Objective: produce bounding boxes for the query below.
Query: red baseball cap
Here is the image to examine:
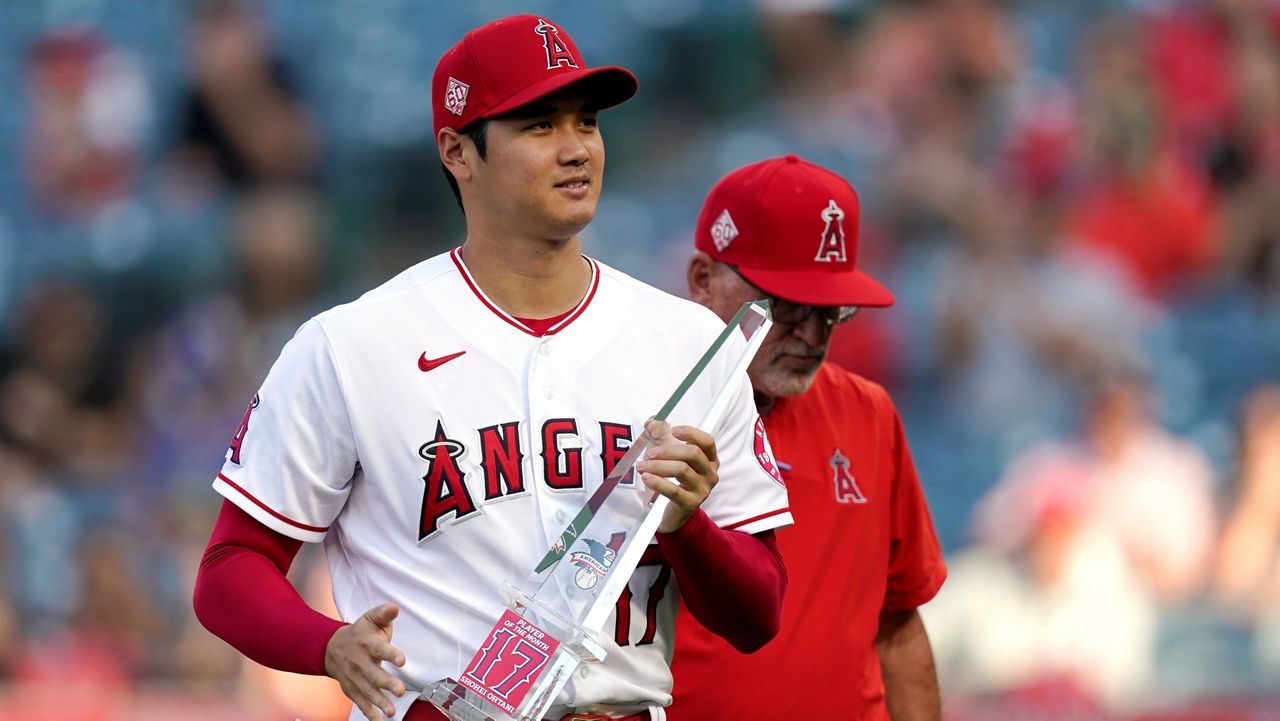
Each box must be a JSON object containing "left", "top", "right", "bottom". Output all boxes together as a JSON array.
[
  {"left": 432, "top": 15, "right": 638, "bottom": 137},
  {"left": 695, "top": 155, "right": 894, "bottom": 307}
]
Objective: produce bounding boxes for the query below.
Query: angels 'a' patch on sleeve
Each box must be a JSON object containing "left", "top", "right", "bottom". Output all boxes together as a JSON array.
[{"left": 754, "top": 417, "right": 785, "bottom": 487}]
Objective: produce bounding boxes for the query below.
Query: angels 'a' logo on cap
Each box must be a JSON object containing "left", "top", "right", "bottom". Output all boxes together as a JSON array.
[
  {"left": 814, "top": 199, "right": 848, "bottom": 263},
  {"left": 444, "top": 77, "right": 470, "bottom": 116},
  {"left": 710, "top": 209, "right": 739, "bottom": 252},
  {"left": 534, "top": 18, "right": 578, "bottom": 70}
]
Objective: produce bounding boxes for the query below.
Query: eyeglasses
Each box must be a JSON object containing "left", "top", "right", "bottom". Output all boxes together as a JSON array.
[{"left": 723, "top": 264, "right": 860, "bottom": 327}]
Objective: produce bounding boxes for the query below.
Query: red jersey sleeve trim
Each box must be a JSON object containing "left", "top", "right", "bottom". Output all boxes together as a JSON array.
[
  {"left": 217, "top": 473, "right": 329, "bottom": 533},
  {"left": 723, "top": 507, "right": 791, "bottom": 532}
]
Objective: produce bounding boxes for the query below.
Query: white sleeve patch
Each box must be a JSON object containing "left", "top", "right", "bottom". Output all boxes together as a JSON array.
[
  {"left": 212, "top": 319, "right": 357, "bottom": 542},
  {"left": 701, "top": 373, "right": 792, "bottom": 533}
]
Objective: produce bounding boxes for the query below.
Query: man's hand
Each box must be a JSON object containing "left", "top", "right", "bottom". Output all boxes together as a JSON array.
[
  {"left": 637, "top": 420, "right": 720, "bottom": 532},
  {"left": 325, "top": 603, "right": 408, "bottom": 720}
]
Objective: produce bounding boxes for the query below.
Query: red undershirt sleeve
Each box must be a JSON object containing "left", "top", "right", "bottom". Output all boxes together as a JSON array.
[
  {"left": 655, "top": 508, "right": 786, "bottom": 653},
  {"left": 193, "top": 499, "right": 347, "bottom": 675}
]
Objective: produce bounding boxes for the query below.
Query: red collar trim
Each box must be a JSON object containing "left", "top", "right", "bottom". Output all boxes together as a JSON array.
[{"left": 450, "top": 247, "right": 600, "bottom": 337}]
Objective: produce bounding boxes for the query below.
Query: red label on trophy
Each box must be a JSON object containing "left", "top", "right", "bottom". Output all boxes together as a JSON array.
[{"left": 458, "top": 610, "right": 560, "bottom": 714}]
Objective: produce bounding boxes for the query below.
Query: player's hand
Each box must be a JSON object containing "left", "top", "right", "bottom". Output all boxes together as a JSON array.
[
  {"left": 637, "top": 420, "right": 719, "bottom": 533},
  {"left": 324, "top": 603, "right": 408, "bottom": 720}
]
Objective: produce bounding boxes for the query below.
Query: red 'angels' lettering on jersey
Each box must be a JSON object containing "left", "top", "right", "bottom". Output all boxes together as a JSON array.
[
  {"left": 478, "top": 422, "right": 525, "bottom": 500},
  {"left": 418, "top": 418, "right": 635, "bottom": 541},
  {"left": 227, "top": 394, "right": 260, "bottom": 465},
  {"left": 534, "top": 18, "right": 577, "bottom": 70},
  {"left": 814, "top": 199, "right": 848, "bottom": 263},
  {"left": 542, "top": 418, "right": 584, "bottom": 490},
  {"left": 753, "top": 417, "right": 785, "bottom": 487},
  {"left": 419, "top": 420, "right": 477, "bottom": 540},
  {"left": 599, "top": 422, "right": 634, "bottom": 486},
  {"left": 830, "top": 448, "right": 867, "bottom": 504}
]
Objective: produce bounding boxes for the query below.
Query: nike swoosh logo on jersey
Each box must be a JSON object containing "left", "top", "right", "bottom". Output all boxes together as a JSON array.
[{"left": 418, "top": 350, "right": 466, "bottom": 372}]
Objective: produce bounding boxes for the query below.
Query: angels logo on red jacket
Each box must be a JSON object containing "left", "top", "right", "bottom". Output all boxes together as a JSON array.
[
  {"left": 753, "top": 418, "right": 785, "bottom": 486},
  {"left": 830, "top": 448, "right": 866, "bottom": 503}
]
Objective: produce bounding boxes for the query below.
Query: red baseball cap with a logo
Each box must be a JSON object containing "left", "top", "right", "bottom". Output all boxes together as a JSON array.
[
  {"left": 432, "top": 15, "right": 638, "bottom": 137},
  {"left": 695, "top": 155, "right": 894, "bottom": 307}
]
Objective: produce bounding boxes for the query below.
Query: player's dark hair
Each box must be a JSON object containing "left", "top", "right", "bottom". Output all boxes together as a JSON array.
[{"left": 443, "top": 119, "right": 489, "bottom": 215}]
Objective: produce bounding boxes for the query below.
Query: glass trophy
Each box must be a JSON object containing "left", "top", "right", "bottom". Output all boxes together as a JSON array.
[{"left": 422, "top": 301, "right": 772, "bottom": 721}]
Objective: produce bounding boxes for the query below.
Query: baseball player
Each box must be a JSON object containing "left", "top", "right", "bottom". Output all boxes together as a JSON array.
[
  {"left": 192, "top": 15, "right": 793, "bottom": 721},
  {"left": 670, "top": 156, "right": 947, "bottom": 720}
]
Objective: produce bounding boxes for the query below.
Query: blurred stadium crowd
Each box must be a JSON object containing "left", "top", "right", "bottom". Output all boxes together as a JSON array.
[{"left": 0, "top": 0, "right": 1278, "bottom": 719}]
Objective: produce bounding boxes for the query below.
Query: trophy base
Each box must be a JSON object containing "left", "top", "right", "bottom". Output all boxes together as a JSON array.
[
  {"left": 422, "top": 678, "right": 510, "bottom": 721},
  {"left": 425, "top": 587, "right": 607, "bottom": 721},
  {"left": 423, "top": 636, "right": 582, "bottom": 721}
]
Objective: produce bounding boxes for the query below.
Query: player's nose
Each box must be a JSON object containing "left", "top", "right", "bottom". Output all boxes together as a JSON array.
[{"left": 557, "top": 126, "right": 591, "bottom": 166}]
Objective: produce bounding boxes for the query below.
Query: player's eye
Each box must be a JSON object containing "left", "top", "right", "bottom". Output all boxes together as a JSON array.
[
  {"left": 580, "top": 115, "right": 599, "bottom": 129},
  {"left": 526, "top": 120, "right": 553, "bottom": 131}
]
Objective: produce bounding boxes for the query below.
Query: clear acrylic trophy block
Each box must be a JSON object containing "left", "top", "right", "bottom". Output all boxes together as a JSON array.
[{"left": 423, "top": 301, "right": 771, "bottom": 721}]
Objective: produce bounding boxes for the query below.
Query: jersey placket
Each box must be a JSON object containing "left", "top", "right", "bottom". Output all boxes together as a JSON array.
[{"left": 523, "top": 333, "right": 585, "bottom": 554}]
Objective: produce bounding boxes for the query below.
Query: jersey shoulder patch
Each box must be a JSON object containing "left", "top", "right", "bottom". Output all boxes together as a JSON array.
[{"left": 753, "top": 417, "right": 785, "bottom": 487}]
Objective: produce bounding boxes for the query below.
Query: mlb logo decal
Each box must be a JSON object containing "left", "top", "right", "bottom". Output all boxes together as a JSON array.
[
  {"left": 711, "top": 209, "right": 739, "bottom": 252},
  {"left": 814, "top": 199, "right": 848, "bottom": 263},
  {"left": 568, "top": 532, "right": 625, "bottom": 590},
  {"left": 830, "top": 448, "right": 866, "bottom": 503},
  {"left": 445, "top": 77, "right": 470, "bottom": 116},
  {"left": 459, "top": 609, "right": 560, "bottom": 715}
]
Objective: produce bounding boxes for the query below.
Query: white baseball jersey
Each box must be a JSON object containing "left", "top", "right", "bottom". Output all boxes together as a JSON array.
[{"left": 213, "top": 248, "right": 792, "bottom": 720}]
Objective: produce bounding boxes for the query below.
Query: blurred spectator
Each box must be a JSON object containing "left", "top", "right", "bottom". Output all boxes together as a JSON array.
[
  {"left": 973, "top": 373, "right": 1217, "bottom": 603},
  {"left": 925, "top": 371, "right": 1220, "bottom": 707},
  {"left": 1067, "top": 17, "right": 1219, "bottom": 299},
  {"left": 0, "top": 281, "right": 130, "bottom": 477},
  {"left": 23, "top": 28, "right": 151, "bottom": 218},
  {"left": 924, "top": 441, "right": 1157, "bottom": 707},
  {"left": 1216, "top": 384, "right": 1280, "bottom": 615},
  {"left": 170, "top": 0, "right": 319, "bottom": 195},
  {"left": 1211, "top": 21, "right": 1280, "bottom": 297},
  {"left": 131, "top": 185, "right": 326, "bottom": 499},
  {"left": 0, "top": 544, "right": 15, "bottom": 678},
  {"left": 927, "top": 167, "right": 1149, "bottom": 443},
  {"left": 1144, "top": 0, "right": 1280, "bottom": 168},
  {"left": 1081, "top": 374, "right": 1218, "bottom": 603}
]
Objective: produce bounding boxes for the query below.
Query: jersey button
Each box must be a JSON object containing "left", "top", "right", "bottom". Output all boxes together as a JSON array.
[
  {"left": 555, "top": 510, "right": 566, "bottom": 522},
  {"left": 543, "top": 386, "right": 555, "bottom": 399},
  {"left": 539, "top": 341, "right": 552, "bottom": 356}
]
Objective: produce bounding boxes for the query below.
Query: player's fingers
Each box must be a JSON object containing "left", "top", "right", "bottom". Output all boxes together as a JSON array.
[
  {"left": 635, "top": 459, "right": 692, "bottom": 483},
  {"left": 367, "top": 639, "right": 407, "bottom": 668},
  {"left": 639, "top": 456, "right": 716, "bottom": 497},
  {"left": 641, "top": 471, "right": 687, "bottom": 503},
  {"left": 350, "top": 687, "right": 387, "bottom": 721},
  {"left": 364, "top": 603, "right": 400, "bottom": 633},
  {"left": 643, "top": 418, "right": 672, "bottom": 442},
  {"left": 368, "top": 664, "right": 407, "bottom": 697},
  {"left": 351, "top": 672, "right": 396, "bottom": 719},
  {"left": 645, "top": 442, "right": 715, "bottom": 479},
  {"left": 672, "top": 425, "right": 718, "bottom": 465}
]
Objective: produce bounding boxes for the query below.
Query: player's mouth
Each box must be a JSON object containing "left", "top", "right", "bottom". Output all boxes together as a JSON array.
[{"left": 555, "top": 177, "right": 592, "bottom": 199}]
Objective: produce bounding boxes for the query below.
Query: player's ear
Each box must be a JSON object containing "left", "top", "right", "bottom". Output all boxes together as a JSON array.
[
  {"left": 438, "top": 128, "right": 471, "bottom": 183},
  {"left": 687, "top": 251, "right": 716, "bottom": 305}
]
